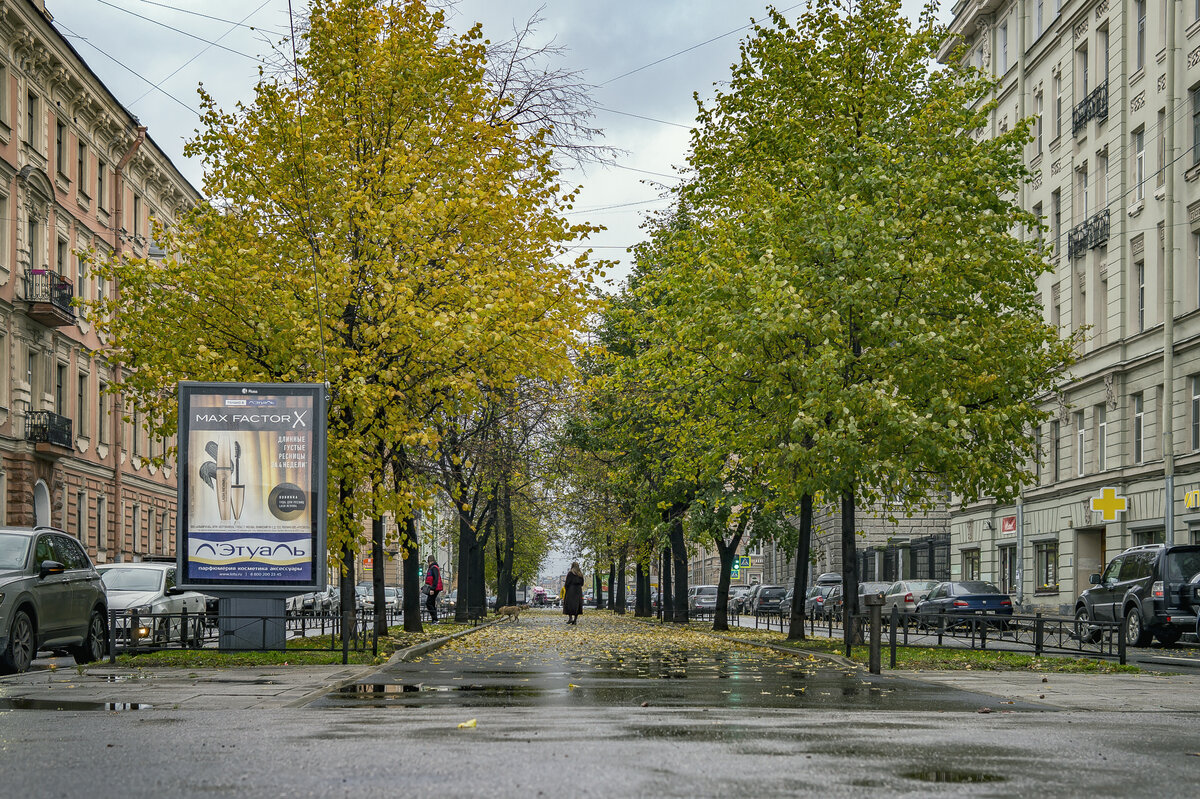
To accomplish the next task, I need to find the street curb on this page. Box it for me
[629,617,859,669]
[283,618,504,708]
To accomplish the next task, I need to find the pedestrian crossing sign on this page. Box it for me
[739,556,751,568]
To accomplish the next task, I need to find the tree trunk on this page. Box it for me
[634,560,647,617]
[340,541,356,644]
[371,515,386,638]
[594,566,604,609]
[841,488,860,645]
[670,505,688,624]
[614,547,627,615]
[607,557,616,610]
[661,546,672,620]
[401,515,422,632]
[454,475,473,623]
[470,503,491,617]
[787,493,814,640]
[502,478,517,605]
[712,521,746,632]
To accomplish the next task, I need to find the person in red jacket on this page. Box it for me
[424,554,442,622]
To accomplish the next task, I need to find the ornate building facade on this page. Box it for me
[942,0,1200,614]
[0,0,198,561]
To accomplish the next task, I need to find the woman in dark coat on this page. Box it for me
[563,562,585,624]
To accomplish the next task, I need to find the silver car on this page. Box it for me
[883,580,939,616]
[99,562,208,645]
[0,527,108,673]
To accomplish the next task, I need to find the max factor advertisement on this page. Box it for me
[178,383,326,588]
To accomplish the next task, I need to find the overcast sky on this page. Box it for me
[49,0,947,292]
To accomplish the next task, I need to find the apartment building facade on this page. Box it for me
[941,0,1200,615]
[0,1,198,562]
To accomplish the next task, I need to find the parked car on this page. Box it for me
[883,580,940,616]
[689,585,718,614]
[815,572,842,586]
[354,584,374,612]
[383,586,401,612]
[99,562,208,645]
[804,584,838,619]
[730,586,753,613]
[823,581,891,620]
[751,585,788,614]
[0,527,108,673]
[915,581,1013,628]
[1075,543,1200,646]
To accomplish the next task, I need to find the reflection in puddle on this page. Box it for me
[903,770,1007,784]
[0,699,151,711]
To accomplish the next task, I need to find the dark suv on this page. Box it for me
[1075,544,1200,646]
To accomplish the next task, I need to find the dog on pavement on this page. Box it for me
[495,604,528,621]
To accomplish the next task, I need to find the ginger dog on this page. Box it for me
[495,604,529,620]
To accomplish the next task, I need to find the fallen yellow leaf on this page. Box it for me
[457,718,477,729]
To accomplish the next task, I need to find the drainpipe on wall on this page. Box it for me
[1164,3,1178,543]
[110,126,146,558]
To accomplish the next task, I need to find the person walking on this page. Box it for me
[424,554,442,623]
[563,562,585,625]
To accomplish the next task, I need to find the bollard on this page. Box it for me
[180,608,188,647]
[108,607,117,664]
[937,608,944,646]
[865,592,885,675]
[889,604,898,670]
[1117,616,1126,665]
[1035,612,1043,656]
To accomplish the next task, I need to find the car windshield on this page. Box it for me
[384,587,399,598]
[0,533,30,570]
[1165,549,1200,581]
[101,568,163,592]
[760,588,786,599]
[954,581,1001,595]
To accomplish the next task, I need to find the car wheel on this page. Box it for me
[1,610,36,674]
[1074,607,1100,644]
[72,610,107,664]
[1154,628,1182,647]
[1124,607,1153,647]
[154,618,171,645]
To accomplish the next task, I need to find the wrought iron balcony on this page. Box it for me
[1067,209,1111,259]
[1072,81,1108,136]
[26,410,73,455]
[23,268,75,327]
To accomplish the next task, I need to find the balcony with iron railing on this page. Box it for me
[1072,81,1108,136]
[26,410,73,457]
[1067,208,1111,259]
[23,268,76,327]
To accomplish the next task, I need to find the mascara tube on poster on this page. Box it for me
[230,440,245,521]
[215,439,233,521]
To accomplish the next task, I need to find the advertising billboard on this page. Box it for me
[176,382,327,591]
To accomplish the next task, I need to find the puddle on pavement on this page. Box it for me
[0,699,151,711]
[903,770,1007,784]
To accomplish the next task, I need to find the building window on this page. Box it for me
[1192,87,1200,165]
[1076,44,1088,96]
[1033,203,1044,241]
[132,194,141,238]
[0,63,8,128]
[133,503,142,554]
[1036,0,1044,36]
[77,141,86,190]
[1136,0,1147,70]
[1158,109,1167,188]
[132,410,141,458]
[98,380,109,444]
[1133,393,1145,464]
[1036,92,1044,153]
[1035,541,1059,592]
[1075,411,1085,477]
[1098,152,1108,207]
[1136,259,1146,332]
[76,371,87,438]
[1000,21,1008,73]
[1133,128,1145,201]
[1051,190,1061,253]
[97,160,106,210]
[55,362,66,417]
[962,549,981,581]
[999,545,1017,594]
[76,490,87,546]
[1099,27,1109,81]
[56,238,66,277]
[96,494,107,551]
[1192,376,1200,451]
[1055,74,1063,139]
[55,121,64,175]
[1034,425,1043,481]
[1096,405,1107,472]
[1052,419,1061,482]
[25,91,36,148]
[1077,162,1089,221]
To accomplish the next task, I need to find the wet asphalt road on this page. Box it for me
[3,611,1200,797]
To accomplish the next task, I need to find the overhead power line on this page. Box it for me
[94,0,266,62]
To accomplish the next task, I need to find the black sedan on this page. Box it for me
[915,581,1013,629]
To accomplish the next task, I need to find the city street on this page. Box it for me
[3,610,1200,797]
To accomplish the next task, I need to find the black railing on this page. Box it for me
[1067,208,1111,258]
[23,268,75,317]
[1072,80,1109,136]
[25,410,73,448]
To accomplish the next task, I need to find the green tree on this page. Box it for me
[642,0,1077,635]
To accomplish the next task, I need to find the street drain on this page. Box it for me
[903,770,1006,784]
[0,699,151,711]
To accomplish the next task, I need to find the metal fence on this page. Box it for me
[748,606,1129,665]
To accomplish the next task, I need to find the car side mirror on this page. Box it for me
[166,586,184,596]
[38,560,65,578]
[1089,573,1101,585]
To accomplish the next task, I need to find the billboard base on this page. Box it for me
[218,596,287,650]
